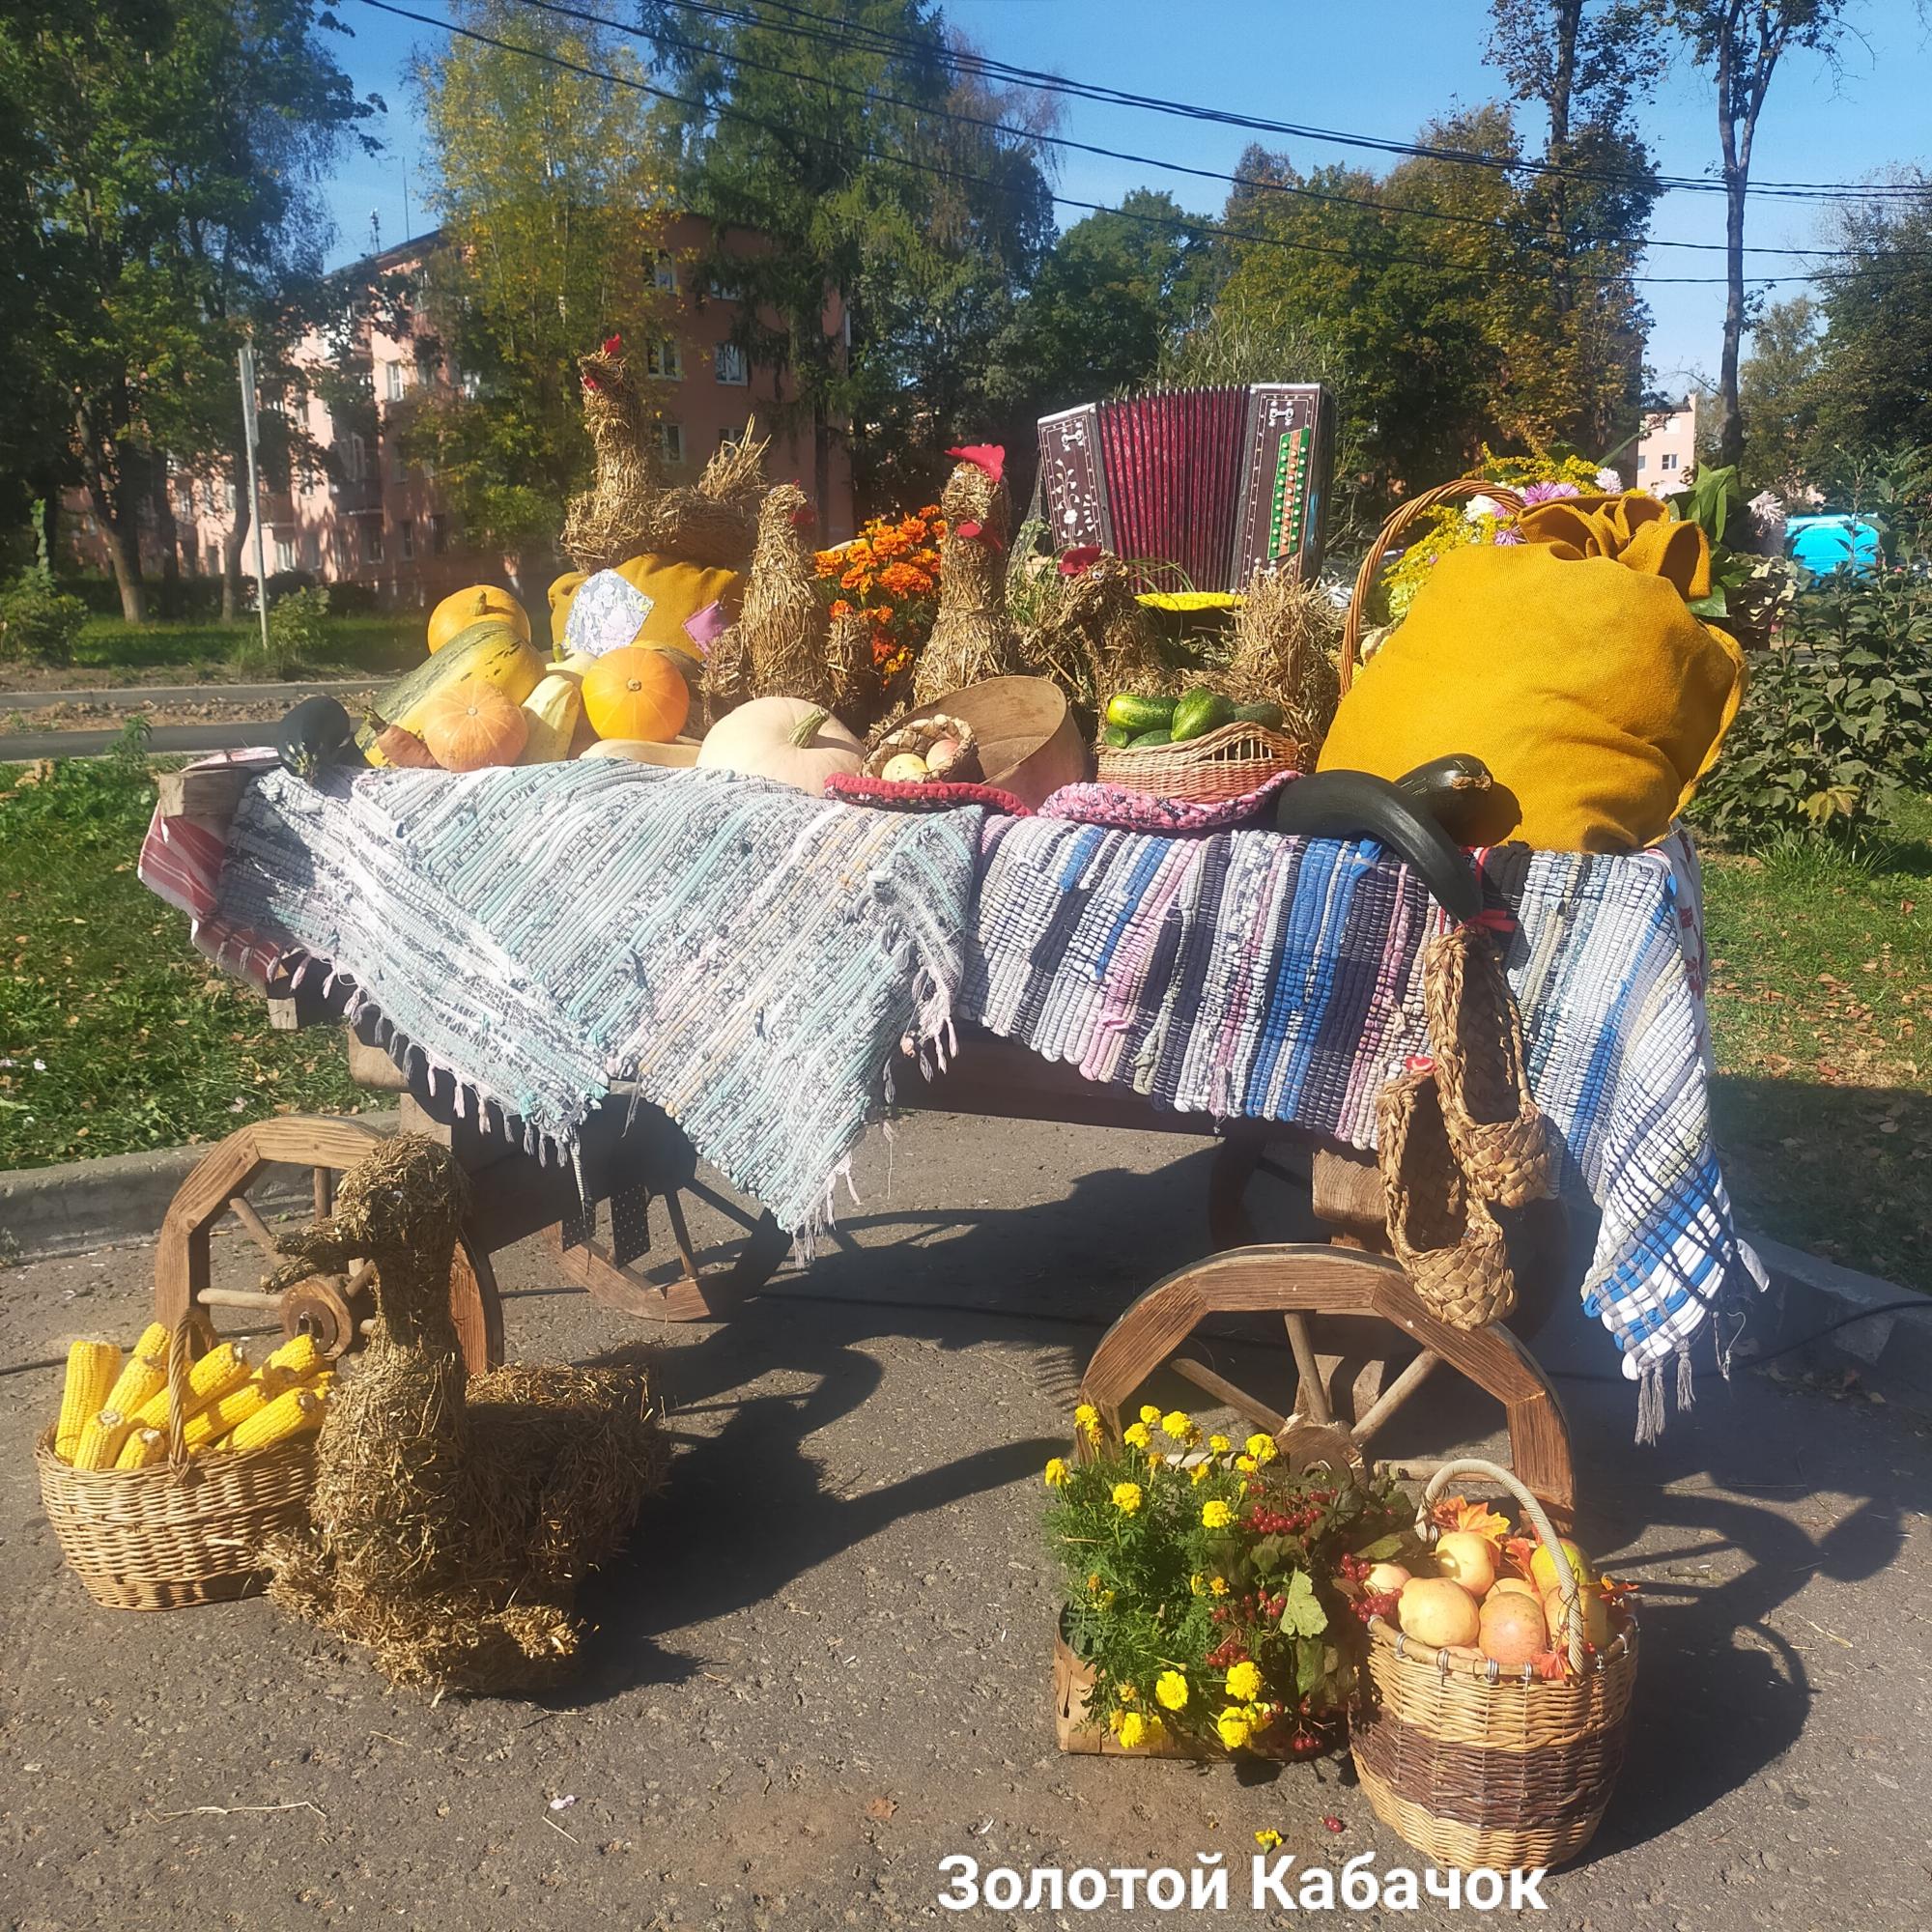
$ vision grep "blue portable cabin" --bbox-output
[1785,514,1883,579]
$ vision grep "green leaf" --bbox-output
[1277,1569,1328,1638]
[1352,1532,1410,1564]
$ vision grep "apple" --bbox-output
[1364,1561,1412,1594]
[1542,1584,1611,1649]
[1397,1577,1481,1649]
[1433,1530,1498,1599]
[1528,1537,1596,1596]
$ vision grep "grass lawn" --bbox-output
[1700,793,1931,1292]
[0,744,362,1174]
[5,612,423,688]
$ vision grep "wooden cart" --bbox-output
[153,769,1577,1524]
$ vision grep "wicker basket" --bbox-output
[1351,1460,1636,1871]
[1095,720,1304,804]
[35,1324,318,1610]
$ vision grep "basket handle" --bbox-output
[1416,1456,1584,1675]
[1340,481,1527,694]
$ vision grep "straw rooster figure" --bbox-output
[260,1135,663,1693]
[562,335,661,576]
[707,481,839,713]
[913,445,1017,706]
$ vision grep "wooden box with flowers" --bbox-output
[1045,1404,1413,1761]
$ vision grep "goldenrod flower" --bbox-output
[1202,1499,1234,1529]
[1139,1404,1162,1426]
[1155,1670,1189,1712]
[1208,1434,1232,1456]
[1042,1456,1069,1489]
[1226,1660,1263,1701]
[1255,1828,1283,1851]
[1160,1410,1197,1443]
[1216,1707,1253,1750]
[1112,1481,1143,1516]
[1244,1433,1279,1464]
[1122,1421,1151,1450]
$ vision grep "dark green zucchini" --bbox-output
[1394,753,1496,843]
[1272,769,1481,922]
[276,695,365,783]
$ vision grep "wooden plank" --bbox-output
[154,764,254,828]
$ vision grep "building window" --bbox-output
[644,337,683,380]
[274,535,296,573]
[715,342,749,386]
[659,421,685,466]
[399,519,416,560]
[361,517,384,564]
[384,361,406,402]
[1635,452,1647,471]
[1661,451,1678,472]
[393,441,411,484]
[707,274,741,301]
[653,249,677,294]
[428,513,449,555]
[344,434,367,484]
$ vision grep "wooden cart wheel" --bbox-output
[154,1116,502,1375]
[1076,1243,1575,1526]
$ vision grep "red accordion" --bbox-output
[1035,384,1334,590]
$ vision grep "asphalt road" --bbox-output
[0,680,370,714]
[3,1109,1927,1930]
[0,722,276,759]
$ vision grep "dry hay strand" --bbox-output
[1015,556,1170,707]
[825,608,874,719]
[562,345,664,575]
[1222,566,1342,751]
[739,482,834,705]
[913,459,1017,707]
[642,418,770,572]
[700,622,750,718]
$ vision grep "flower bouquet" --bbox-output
[813,503,946,695]
[1044,1405,1411,1759]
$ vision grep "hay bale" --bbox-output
[913,459,1017,706]
[1222,566,1342,753]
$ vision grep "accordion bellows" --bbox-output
[1035,384,1334,591]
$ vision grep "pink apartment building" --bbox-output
[68,214,855,609]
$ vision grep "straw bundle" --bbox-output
[736,482,836,707]
[562,344,663,576]
[913,458,1016,706]
[1221,566,1342,753]
[258,1135,662,1694]
[1014,556,1170,707]
[642,417,771,571]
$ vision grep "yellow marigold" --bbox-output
[1139,1404,1162,1426]
[1225,1660,1263,1701]
[1209,1576,1229,1597]
[1189,1572,1206,1596]
[1189,1462,1211,1485]
[1244,1433,1279,1464]
[1160,1410,1197,1443]
[1117,1682,1137,1702]
[1216,1707,1253,1750]
[1112,1481,1143,1515]
[1042,1457,1069,1489]
[1208,1434,1232,1456]
[1146,1451,1164,1475]
[1116,1711,1151,1749]
[1202,1499,1234,1530]
[1235,1454,1257,1474]
[1073,1402,1101,1441]
[1255,1828,1284,1851]
[1087,1572,1103,1593]
[1155,1670,1189,1712]
[1122,1421,1151,1450]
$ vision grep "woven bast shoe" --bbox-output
[1422,923,1553,1210]
[1377,1061,1517,1329]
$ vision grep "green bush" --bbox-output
[238,583,331,677]
[1691,567,1932,847]
[0,572,87,666]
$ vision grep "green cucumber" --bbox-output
[1230,699,1287,729]
[1105,692,1176,732]
[1127,727,1173,748]
[1169,688,1234,742]
[1098,724,1133,750]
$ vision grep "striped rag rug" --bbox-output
[213,760,980,1238]
[961,816,1767,1438]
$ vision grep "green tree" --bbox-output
[1737,294,1826,493]
[1655,0,1857,468]
[639,2,1055,511]
[405,0,672,558]
[1,0,377,620]
[1810,185,1932,463]
[986,190,1217,421]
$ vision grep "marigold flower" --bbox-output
[1117,1681,1137,1702]
[1244,1433,1278,1463]
[1216,1707,1253,1750]
[1139,1404,1162,1425]
[1189,1572,1206,1596]
[1255,1828,1283,1852]
[1235,1455,1257,1474]
[1073,1401,1101,1441]
[1087,1572,1103,1593]
[1160,1410,1197,1443]
[1189,1462,1211,1485]
[1155,1670,1189,1712]
[1226,1660,1263,1701]
[1201,1499,1234,1530]
[1208,1434,1232,1456]
[1042,1456,1069,1489]
[1209,1576,1228,1597]
[1122,1421,1151,1450]
[1112,1481,1143,1515]
[1115,1710,1151,1749]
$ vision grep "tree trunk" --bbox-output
[1718,163,1747,469]
[35,488,59,580]
[86,477,146,624]
[151,455,181,619]
[220,457,251,622]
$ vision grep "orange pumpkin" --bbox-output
[581,645,690,743]
[420,679,529,770]
[428,584,531,654]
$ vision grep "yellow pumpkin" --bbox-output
[428,584,530,654]
[420,679,529,770]
[582,646,690,743]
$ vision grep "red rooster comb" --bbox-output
[946,443,1005,485]
[602,334,623,356]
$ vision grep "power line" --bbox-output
[510,0,1911,264]
[353,0,1909,290]
[638,0,1929,205]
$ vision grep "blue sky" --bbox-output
[318,0,1932,412]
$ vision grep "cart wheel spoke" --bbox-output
[1350,1350,1440,1448]
[1169,1355,1286,1436]
[1283,1312,1334,1427]
[226,1192,283,1269]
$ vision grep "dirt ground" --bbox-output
[3,1110,1929,1930]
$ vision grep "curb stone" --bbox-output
[0,1114,398,1264]
[1740,1234,1932,1406]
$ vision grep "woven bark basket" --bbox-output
[1095,720,1305,805]
[1351,1460,1636,1871]
[35,1325,318,1611]
[1053,1623,1294,1761]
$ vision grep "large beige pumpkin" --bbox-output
[696,696,863,796]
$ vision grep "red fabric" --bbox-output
[823,773,1031,815]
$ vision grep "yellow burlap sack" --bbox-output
[1319,495,1746,852]
[548,552,743,661]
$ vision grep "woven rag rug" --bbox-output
[961,814,1767,1438]
[210,760,979,1236]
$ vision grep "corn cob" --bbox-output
[259,1333,325,1390]
[71,1407,134,1471]
[181,1379,271,1454]
[100,1321,170,1422]
[217,1382,328,1455]
[55,1340,121,1463]
[131,1341,251,1431]
[113,1426,167,1471]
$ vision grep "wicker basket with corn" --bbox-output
[38,1321,331,1611]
